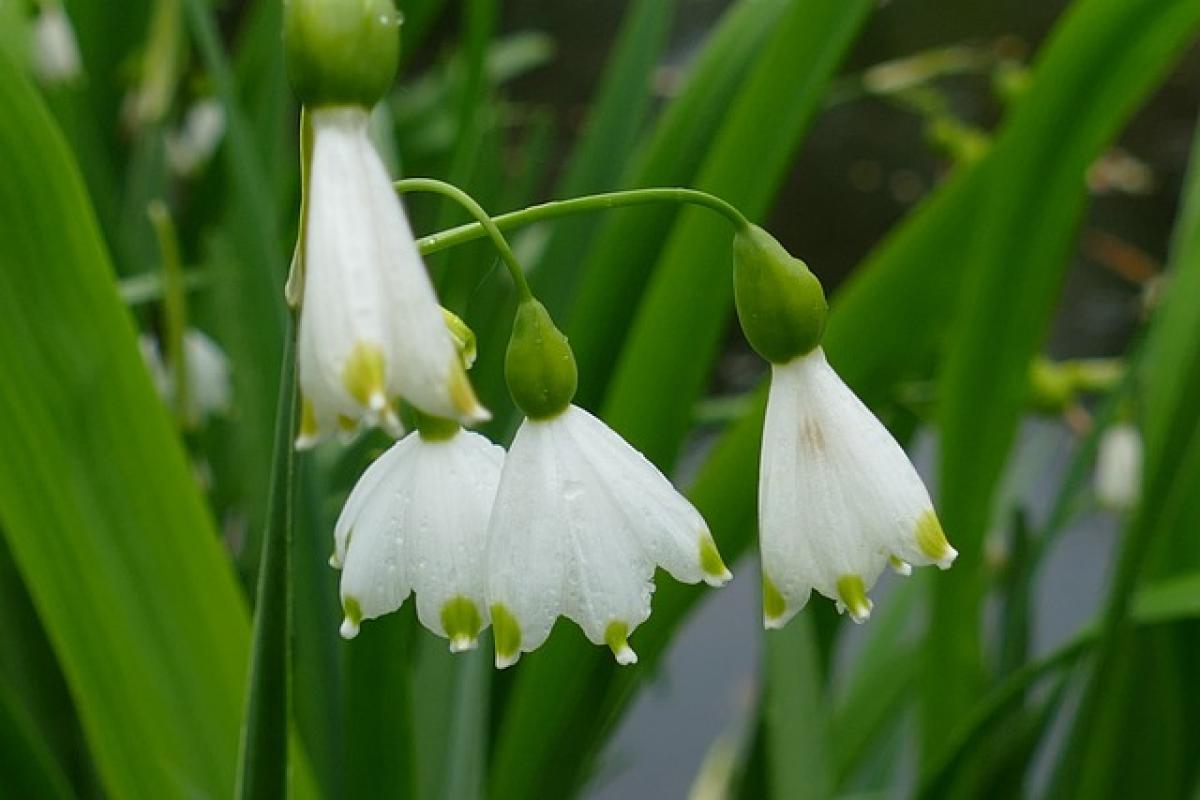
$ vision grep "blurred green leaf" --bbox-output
[1054,99,1200,797]
[529,0,676,315]
[568,0,794,406]
[0,685,75,800]
[0,52,248,798]
[931,0,1200,748]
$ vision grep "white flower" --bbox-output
[334,427,504,651]
[486,405,731,668]
[138,328,233,422]
[32,5,82,86]
[165,99,226,177]
[1095,423,1142,512]
[758,347,956,629]
[295,106,487,448]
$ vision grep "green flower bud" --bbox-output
[284,0,401,108]
[506,298,577,420]
[732,224,828,364]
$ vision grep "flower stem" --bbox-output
[147,200,190,428]
[235,314,298,800]
[394,178,533,300]
[398,184,752,258]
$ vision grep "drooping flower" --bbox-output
[1095,422,1142,512]
[139,328,233,423]
[165,98,226,177]
[31,4,82,86]
[294,106,488,447]
[334,422,503,652]
[758,347,956,628]
[487,299,730,668]
[731,223,955,628]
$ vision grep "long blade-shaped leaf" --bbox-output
[0,53,248,798]
[931,0,1200,746]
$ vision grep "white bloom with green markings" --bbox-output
[334,427,503,652]
[295,106,487,448]
[758,347,956,628]
[486,404,731,669]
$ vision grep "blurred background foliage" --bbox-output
[0,0,1199,797]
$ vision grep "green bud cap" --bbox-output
[506,298,578,420]
[284,0,401,107]
[732,224,828,364]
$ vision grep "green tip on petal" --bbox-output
[699,533,732,586]
[343,341,387,411]
[916,510,958,569]
[490,604,521,669]
[449,363,490,425]
[836,575,872,624]
[763,574,788,629]
[889,555,913,576]
[441,596,483,653]
[340,596,363,639]
[296,396,321,449]
[605,621,638,666]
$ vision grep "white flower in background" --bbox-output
[295,106,487,448]
[138,328,233,422]
[1095,422,1142,512]
[165,99,226,177]
[31,4,82,86]
[334,426,503,651]
[486,405,731,669]
[758,348,956,628]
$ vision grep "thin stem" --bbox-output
[394,178,532,300]
[400,185,752,257]
[147,200,190,428]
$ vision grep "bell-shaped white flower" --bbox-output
[1095,422,1142,512]
[31,5,82,86]
[758,347,956,629]
[334,426,503,652]
[138,328,233,423]
[165,98,226,177]
[486,405,731,669]
[296,106,487,448]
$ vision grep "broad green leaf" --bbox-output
[567,0,793,406]
[0,686,75,800]
[0,52,248,798]
[601,0,872,467]
[529,0,676,315]
[930,0,1200,746]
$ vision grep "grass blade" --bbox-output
[0,52,248,798]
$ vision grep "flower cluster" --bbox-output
[285,0,956,669]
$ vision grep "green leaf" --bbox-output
[0,52,248,798]
[567,0,793,406]
[764,614,830,799]
[930,0,1200,747]
[600,0,872,467]
[529,0,676,315]
[234,322,297,800]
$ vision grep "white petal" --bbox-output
[486,419,572,666]
[332,434,419,568]
[182,329,232,419]
[556,406,730,586]
[1095,423,1142,511]
[297,107,486,433]
[759,355,885,627]
[487,406,725,667]
[32,6,82,85]
[407,430,503,651]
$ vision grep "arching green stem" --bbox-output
[394,178,532,300]
[394,183,752,258]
